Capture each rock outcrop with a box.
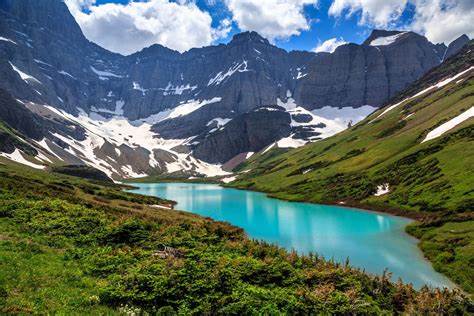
[193,108,292,163]
[443,34,470,61]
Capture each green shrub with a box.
[102,220,151,246]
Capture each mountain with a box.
[0,0,470,179]
[229,42,474,293]
[444,34,470,61]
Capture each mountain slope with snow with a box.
[231,41,474,214]
[0,1,470,179]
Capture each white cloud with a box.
[410,0,474,44]
[329,0,408,27]
[65,0,97,12]
[64,0,472,53]
[225,0,318,41]
[65,0,231,55]
[328,0,473,44]
[313,37,347,52]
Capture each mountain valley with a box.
[0,0,470,180]
[0,0,473,313]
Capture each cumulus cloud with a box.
[225,0,317,41]
[64,0,473,53]
[313,37,347,53]
[328,0,408,27]
[410,0,474,43]
[65,0,231,55]
[65,0,97,12]
[328,0,473,44]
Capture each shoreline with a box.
[224,182,430,221]
[127,180,461,292]
[223,183,465,291]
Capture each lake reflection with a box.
[130,182,455,289]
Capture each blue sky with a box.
[92,0,412,50]
[66,0,473,55]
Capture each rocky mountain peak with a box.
[444,34,471,60]
[230,31,271,46]
[0,0,86,43]
[132,43,180,59]
[455,34,470,42]
[362,29,407,45]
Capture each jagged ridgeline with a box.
[0,0,469,179]
[231,41,474,293]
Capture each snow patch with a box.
[9,62,41,84]
[121,165,147,178]
[132,82,147,95]
[51,131,115,177]
[208,60,250,86]
[166,97,221,120]
[42,103,228,178]
[277,95,298,111]
[138,98,222,124]
[34,59,51,67]
[35,138,63,160]
[277,136,306,148]
[314,105,377,127]
[279,98,355,141]
[221,176,237,183]
[375,67,474,120]
[0,149,45,169]
[207,117,231,127]
[374,183,390,196]
[161,82,197,95]
[90,66,123,80]
[0,37,17,45]
[58,70,75,79]
[91,100,125,116]
[370,32,407,46]
[165,155,229,177]
[275,98,376,149]
[262,143,275,154]
[296,67,308,79]
[34,148,53,163]
[257,107,280,112]
[422,107,474,143]
[150,204,173,210]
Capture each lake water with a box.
[129,182,455,289]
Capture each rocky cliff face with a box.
[193,107,292,163]
[444,34,470,61]
[0,1,469,178]
[295,31,445,110]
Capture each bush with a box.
[102,220,151,246]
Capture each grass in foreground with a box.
[0,163,471,314]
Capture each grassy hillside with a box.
[0,159,471,313]
[230,42,474,293]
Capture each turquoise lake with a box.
[129,182,455,289]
